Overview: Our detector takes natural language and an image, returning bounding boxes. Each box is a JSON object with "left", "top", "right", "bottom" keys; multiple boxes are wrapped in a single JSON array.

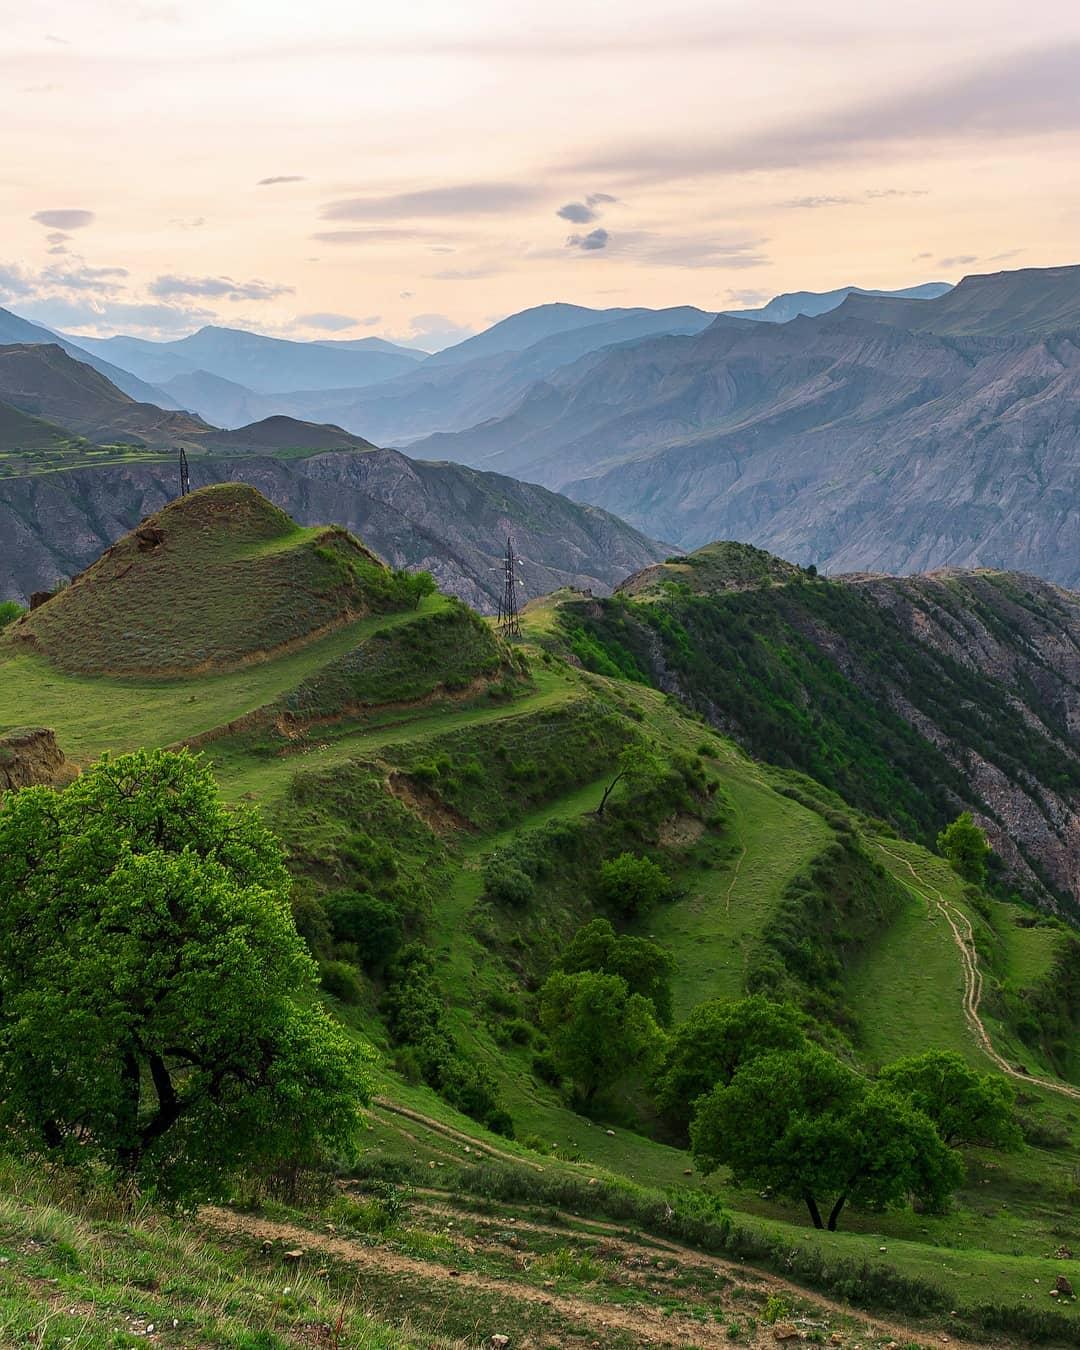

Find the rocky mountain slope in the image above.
[
  {"left": 0, "top": 306, "right": 174, "bottom": 406},
  {"left": 0, "top": 343, "right": 208, "bottom": 446},
  {"left": 412, "top": 263, "right": 1080, "bottom": 588},
  {"left": 561, "top": 544, "right": 1080, "bottom": 916},
  {"left": 0, "top": 448, "right": 665, "bottom": 612}
]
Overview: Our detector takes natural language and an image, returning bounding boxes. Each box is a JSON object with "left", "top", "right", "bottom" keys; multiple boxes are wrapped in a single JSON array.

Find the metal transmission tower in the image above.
[
  {"left": 495, "top": 535, "right": 525, "bottom": 637},
  {"left": 178, "top": 446, "right": 191, "bottom": 498}
]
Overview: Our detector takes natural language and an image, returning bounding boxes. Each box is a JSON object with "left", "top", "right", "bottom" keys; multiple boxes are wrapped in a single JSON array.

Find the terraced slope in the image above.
[{"left": 3, "top": 500, "right": 1080, "bottom": 1345}]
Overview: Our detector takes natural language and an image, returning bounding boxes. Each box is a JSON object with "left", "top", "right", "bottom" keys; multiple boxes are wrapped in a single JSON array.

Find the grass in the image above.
[
  {"left": 4, "top": 484, "right": 398, "bottom": 675},
  {"left": 3, "top": 490, "right": 1080, "bottom": 1342}
]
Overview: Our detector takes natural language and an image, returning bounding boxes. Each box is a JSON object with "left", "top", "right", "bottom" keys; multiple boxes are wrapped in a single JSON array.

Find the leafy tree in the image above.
[
  {"left": 559, "top": 918, "right": 675, "bottom": 1024},
  {"left": 595, "top": 743, "right": 666, "bottom": 816},
  {"left": 691, "top": 1046, "right": 963, "bottom": 1230},
  {"left": 0, "top": 749, "right": 371, "bottom": 1202},
  {"left": 596, "top": 851, "right": 669, "bottom": 917},
  {"left": 539, "top": 970, "right": 664, "bottom": 1107},
  {"left": 327, "top": 890, "right": 403, "bottom": 970},
  {"left": 403, "top": 570, "right": 437, "bottom": 609},
  {"left": 0, "top": 600, "right": 25, "bottom": 630},
  {"left": 654, "top": 995, "right": 807, "bottom": 1130},
  {"left": 878, "top": 1050, "right": 1021, "bottom": 1149},
  {"left": 937, "top": 812, "right": 991, "bottom": 885}
]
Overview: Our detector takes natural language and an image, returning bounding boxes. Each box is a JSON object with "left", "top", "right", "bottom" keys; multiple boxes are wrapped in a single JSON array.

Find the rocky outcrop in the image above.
[{"left": 0, "top": 727, "right": 76, "bottom": 792}]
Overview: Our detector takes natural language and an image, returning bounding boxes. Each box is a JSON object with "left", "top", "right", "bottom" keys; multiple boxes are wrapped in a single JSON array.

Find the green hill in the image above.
[
  {"left": 3, "top": 483, "right": 435, "bottom": 675},
  {"left": 2, "top": 499, "right": 1079, "bottom": 1348}
]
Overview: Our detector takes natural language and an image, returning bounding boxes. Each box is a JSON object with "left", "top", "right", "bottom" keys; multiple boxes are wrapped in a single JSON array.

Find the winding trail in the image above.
[{"left": 873, "top": 841, "right": 1080, "bottom": 1103}]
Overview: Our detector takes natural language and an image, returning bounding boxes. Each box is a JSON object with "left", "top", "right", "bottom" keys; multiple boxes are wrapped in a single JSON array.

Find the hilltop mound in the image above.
[
  {"left": 618, "top": 540, "right": 803, "bottom": 597},
  {"left": 197, "top": 415, "right": 374, "bottom": 454},
  {"left": 0, "top": 343, "right": 207, "bottom": 447},
  {"left": 5, "top": 483, "right": 419, "bottom": 675}
]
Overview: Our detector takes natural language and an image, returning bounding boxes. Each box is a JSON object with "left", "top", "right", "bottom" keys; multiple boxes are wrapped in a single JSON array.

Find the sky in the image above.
[{"left": 2, "top": 0, "right": 1079, "bottom": 349}]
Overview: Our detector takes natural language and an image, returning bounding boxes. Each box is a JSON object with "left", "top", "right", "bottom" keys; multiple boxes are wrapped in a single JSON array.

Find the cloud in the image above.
[
  {"left": 169, "top": 216, "right": 206, "bottom": 229},
  {"left": 643, "top": 237, "right": 768, "bottom": 268},
  {"left": 557, "top": 201, "right": 597, "bottom": 223},
  {"left": 430, "top": 266, "right": 500, "bottom": 280},
  {"left": 779, "top": 194, "right": 858, "bottom": 209},
  {"left": 570, "top": 43, "right": 1080, "bottom": 183},
  {"left": 938, "top": 254, "right": 978, "bottom": 267},
  {"left": 987, "top": 248, "right": 1025, "bottom": 262},
  {"left": 32, "top": 209, "right": 94, "bottom": 230},
  {"left": 148, "top": 273, "right": 293, "bottom": 301},
  {"left": 567, "top": 227, "right": 610, "bottom": 251},
  {"left": 389, "top": 313, "right": 478, "bottom": 352},
  {"left": 311, "top": 228, "right": 445, "bottom": 245},
  {"left": 44, "top": 33, "right": 69, "bottom": 45},
  {"left": 40, "top": 264, "right": 128, "bottom": 293},
  {"left": 0, "top": 264, "right": 34, "bottom": 301},
  {"left": 321, "top": 181, "right": 540, "bottom": 221},
  {"left": 257, "top": 175, "right": 306, "bottom": 186},
  {"left": 399, "top": 290, "right": 415, "bottom": 299},
  {"left": 725, "top": 287, "right": 771, "bottom": 306},
  {"left": 557, "top": 191, "right": 618, "bottom": 224},
  {"left": 15, "top": 297, "right": 214, "bottom": 337},
  {"left": 295, "top": 311, "right": 359, "bottom": 331}
]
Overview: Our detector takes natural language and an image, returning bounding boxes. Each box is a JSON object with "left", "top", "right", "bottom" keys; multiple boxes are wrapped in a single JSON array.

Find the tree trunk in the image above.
[
  {"left": 595, "top": 771, "right": 624, "bottom": 817},
  {"left": 140, "top": 1052, "right": 184, "bottom": 1150},
  {"left": 803, "top": 1191, "right": 824, "bottom": 1230},
  {"left": 116, "top": 1049, "right": 143, "bottom": 1172},
  {"left": 827, "top": 1194, "right": 847, "bottom": 1231}
]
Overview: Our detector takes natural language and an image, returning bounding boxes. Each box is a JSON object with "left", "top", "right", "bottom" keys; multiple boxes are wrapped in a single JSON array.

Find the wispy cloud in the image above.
[
  {"left": 257, "top": 175, "right": 306, "bottom": 186},
  {"left": 148, "top": 273, "right": 293, "bottom": 301},
  {"left": 569, "top": 43, "right": 1080, "bottom": 183},
  {"left": 311, "top": 227, "right": 447, "bottom": 245},
  {"left": 321, "top": 182, "right": 540, "bottom": 221},
  {"left": 939, "top": 254, "right": 978, "bottom": 267},
  {"left": 295, "top": 311, "right": 359, "bottom": 330},
  {"left": 556, "top": 191, "right": 618, "bottom": 224}
]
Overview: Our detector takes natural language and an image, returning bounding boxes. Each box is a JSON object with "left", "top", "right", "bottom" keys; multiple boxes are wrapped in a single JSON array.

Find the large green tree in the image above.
[
  {"left": 691, "top": 1046, "right": 963, "bottom": 1230},
  {"left": 539, "top": 970, "right": 664, "bottom": 1106},
  {"left": 878, "top": 1050, "right": 1021, "bottom": 1149},
  {"left": 654, "top": 995, "right": 807, "bottom": 1130},
  {"left": 559, "top": 918, "right": 675, "bottom": 1024},
  {"left": 0, "top": 749, "right": 372, "bottom": 1201}
]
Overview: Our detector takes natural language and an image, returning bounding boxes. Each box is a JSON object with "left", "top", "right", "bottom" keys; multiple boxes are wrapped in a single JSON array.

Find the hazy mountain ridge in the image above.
[{"left": 411, "top": 265, "right": 1080, "bottom": 588}]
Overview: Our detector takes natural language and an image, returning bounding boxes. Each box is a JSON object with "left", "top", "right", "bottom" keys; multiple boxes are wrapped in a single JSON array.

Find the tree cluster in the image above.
[{"left": 0, "top": 749, "right": 371, "bottom": 1203}]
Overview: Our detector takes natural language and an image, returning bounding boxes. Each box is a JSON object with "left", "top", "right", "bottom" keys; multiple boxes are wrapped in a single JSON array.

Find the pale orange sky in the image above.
[{"left": 2, "top": 0, "right": 1079, "bottom": 347}]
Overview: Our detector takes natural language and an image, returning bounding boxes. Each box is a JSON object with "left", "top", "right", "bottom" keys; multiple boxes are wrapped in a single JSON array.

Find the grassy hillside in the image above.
[
  {"left": 3, "top": 495, "right": 1080, "bottom": 1347},
  {"left": 561, "top": 546, "right": 1080, "bottom": 917},
  {"left": 3, "top": 483, "right": 434, "bottom": 675}
]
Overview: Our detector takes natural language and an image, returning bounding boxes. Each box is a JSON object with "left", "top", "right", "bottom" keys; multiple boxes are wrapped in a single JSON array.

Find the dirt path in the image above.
[
  {"left": 200, "top": 1203, "right": 986, "bottom": 1350},
  {"left": 873, "top": 842, "right": 1080, "bottom": 1103},
  {"left": 371, "top": 1099, "right": 546, "bottom": 1172}
]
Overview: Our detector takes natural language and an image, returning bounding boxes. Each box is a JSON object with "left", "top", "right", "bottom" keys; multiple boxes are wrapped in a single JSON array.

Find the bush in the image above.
[
  {"left": 483, "top": 858, "right": 535, "bottom": 907},
  {"left": 326, "top": 891, "right": 403, "bottom": 970},
  {"left": 290, "top": 890, "right": 332, "bottom": 957},
  {"left": 596, "top": 851, "right": 669, "bottom": 916},
  {"left": 320, "top": 960, "right": 364, "bottom": 1004}
]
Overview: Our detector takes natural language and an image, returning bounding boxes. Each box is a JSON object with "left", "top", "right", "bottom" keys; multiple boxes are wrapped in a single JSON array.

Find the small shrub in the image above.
[
  {"left": 596, "top": 851, "right": 669, "bottom": 916},
  {"left": 319, "top": 960, "right": 363, "bottom": 1004}
]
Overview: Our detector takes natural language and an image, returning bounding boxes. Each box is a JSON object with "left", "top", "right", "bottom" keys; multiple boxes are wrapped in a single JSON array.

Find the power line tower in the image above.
[
  {"left": 178, "top": 446, "right": 191, "bottom": 498},
  {"left": 495, "top": 535, "right": 524, "bottom": 638}
]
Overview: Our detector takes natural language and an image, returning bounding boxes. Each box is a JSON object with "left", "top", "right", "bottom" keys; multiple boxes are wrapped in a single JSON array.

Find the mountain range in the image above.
[{"left": 414, "top": 265, "right": 1080, "bottom": 588}]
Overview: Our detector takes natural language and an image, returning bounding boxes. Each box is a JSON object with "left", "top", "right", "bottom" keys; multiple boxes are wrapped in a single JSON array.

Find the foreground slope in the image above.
[{"left": 2, "top": 495, "right": 1079, "bottom": 1347}]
